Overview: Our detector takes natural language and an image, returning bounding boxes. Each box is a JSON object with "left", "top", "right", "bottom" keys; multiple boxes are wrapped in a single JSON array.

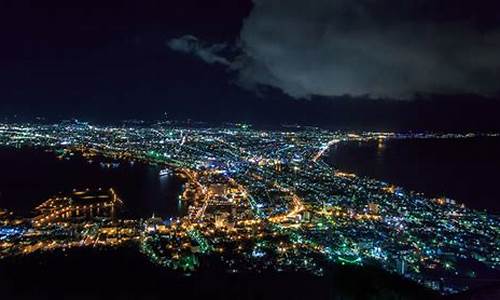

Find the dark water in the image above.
[
  {"left": 327, "top": 137, "right": 500, "bottom": 214},
  {"left": 0, "top": 147, "right": 186, "bottom": 218}
]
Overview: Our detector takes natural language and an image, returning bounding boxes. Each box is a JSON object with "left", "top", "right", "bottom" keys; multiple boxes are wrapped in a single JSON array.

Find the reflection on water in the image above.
[
  {"left": 376, "top": 138, "right": 386, "bottom": 158},
  {"left": 159, "top": 175, "right": 187, "bottom": 216},
  {"left": 0, "top": 147, "right": 185, "bottom": 218},
  {"left": 327, "top": 137, "right": 500, "bottom": 213}
]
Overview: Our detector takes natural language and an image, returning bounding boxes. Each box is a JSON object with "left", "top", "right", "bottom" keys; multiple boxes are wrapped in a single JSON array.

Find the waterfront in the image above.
[
  {"left": 0, "top": 147, "right": 186, "bottom": 218},
  {"left": 0, "top": 123, "right": 499, "bottom": 295},
  {"left": 2, "top": 137, "right": 499, "bottom": 218},
  {"left": 327, "top": 137, "right": 500, "bottom": 214}
]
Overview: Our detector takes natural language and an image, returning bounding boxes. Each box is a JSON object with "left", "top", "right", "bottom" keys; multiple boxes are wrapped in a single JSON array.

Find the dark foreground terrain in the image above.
[{"left": 1, "top": 248, "right": 498, "bottom": 300}]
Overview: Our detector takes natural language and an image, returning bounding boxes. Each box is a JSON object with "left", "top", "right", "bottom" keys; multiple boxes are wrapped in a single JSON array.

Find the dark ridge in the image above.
[{"left": 0, "top": 247, "right": 448, "bottom": 300}]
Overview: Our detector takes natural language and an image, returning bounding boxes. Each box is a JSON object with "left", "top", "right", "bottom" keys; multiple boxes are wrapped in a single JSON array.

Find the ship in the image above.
[
  {"left": 159, "top": 168, "right": 173, "bottom": 177},
  {"left": 100, "top": 161, "right": 120, "bottom": 169}
]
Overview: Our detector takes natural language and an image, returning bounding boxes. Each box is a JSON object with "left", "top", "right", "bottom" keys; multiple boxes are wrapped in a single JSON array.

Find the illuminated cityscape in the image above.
[
  {"left": 2, "top": 0, "right": 500, "bottom": 298},
  {"left": 0, "top": 121, "right": 498, "bottom": 295}
]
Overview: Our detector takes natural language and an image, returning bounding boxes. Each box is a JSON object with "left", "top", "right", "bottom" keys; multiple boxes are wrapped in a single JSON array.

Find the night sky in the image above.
[{"left": 1, "top": 0, "right": 500, "bottom": 131}]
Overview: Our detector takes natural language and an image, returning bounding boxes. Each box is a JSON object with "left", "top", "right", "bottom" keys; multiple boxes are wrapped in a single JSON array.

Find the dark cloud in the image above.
[
  {"left": 167, "top": 35, "right": 232, "bottom": 66},
  {"left": 237, "top": 0, "right": 500, "bottom": 99},
  {"left": 170, "top": 0, "right": 500, "bottom": 99}
]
